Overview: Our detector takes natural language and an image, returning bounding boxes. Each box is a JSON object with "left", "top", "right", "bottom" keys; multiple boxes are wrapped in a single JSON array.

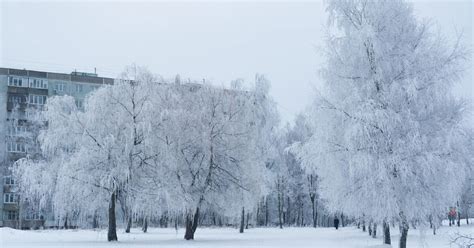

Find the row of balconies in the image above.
[{"left": 7, "top": 85, "right": 48, "bottom": 94}]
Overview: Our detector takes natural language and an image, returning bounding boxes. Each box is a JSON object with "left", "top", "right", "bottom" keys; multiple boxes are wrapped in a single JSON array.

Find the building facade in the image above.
[{"left": 0, "top": 67, "right": 113, "bottom": 229}]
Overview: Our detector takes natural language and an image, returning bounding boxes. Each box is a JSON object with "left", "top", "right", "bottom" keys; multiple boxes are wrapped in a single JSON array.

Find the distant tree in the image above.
[{"left": 284, "top": 114, "right": 316, "bottom": 227}]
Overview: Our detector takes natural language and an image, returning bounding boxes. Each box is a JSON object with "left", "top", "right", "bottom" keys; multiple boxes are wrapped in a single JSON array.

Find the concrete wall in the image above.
[{"left": 0, "top": 75, "right": 8, "bottom": 226}]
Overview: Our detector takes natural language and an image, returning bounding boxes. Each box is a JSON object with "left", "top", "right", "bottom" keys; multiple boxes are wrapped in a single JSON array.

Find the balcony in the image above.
[
  {"left": 4, "top": 184, "right": 19, "bottom": 193},
  {"left": 7, "top": 102, "right": 28, "bottom": 112},
  {"left": 3, "top": 203, "right": 19, "bottom": 211},
  {"left": 7, "top": 86, "right": 48, "bottom": 95}
]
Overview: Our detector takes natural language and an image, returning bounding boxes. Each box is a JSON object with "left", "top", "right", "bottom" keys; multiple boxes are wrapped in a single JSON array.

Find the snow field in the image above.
[{"left": 1, "top": 224, "right": 473, "bottom": 248}]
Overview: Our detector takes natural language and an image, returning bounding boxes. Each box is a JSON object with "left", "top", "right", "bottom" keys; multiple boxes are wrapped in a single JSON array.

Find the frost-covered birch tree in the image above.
[
  {"left": 14, "top": 66, "right": 168, "bottom": 241},
  {"left": 296, "top": 0, "right": 471, "bottom": 247},
  {"left": 160, "top": 77, "right": 277, "bottom": 240}
]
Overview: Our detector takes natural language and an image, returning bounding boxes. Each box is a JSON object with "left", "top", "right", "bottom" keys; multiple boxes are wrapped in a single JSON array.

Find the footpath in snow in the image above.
[{"left": 1, "top": 224, "right": 473, "bottom": 248}]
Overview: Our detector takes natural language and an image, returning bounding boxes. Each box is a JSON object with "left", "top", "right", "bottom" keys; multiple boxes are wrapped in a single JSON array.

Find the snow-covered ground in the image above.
[{"left": 1, "top": 224, "right": 473, "bottom": 248}]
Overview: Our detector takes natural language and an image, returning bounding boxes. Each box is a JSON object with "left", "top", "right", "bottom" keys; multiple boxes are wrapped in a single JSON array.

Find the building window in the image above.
[
  {"left": 10, "top": 126, "right": 27, "bottom": 137},
  {"left": 25, "top": 110, "right": 45, "bottom": 121},
  {"left": 8, "top": 95, "right": 25, "bottom": 104},
  {"left": 75, "top": 99, "right": 84, "bottom": 109},
  {"left": 8, "top": 76, "right": 26, "bottom": 87},
  {"left": 25, "top": 211, "right": 43, "bottom": 220},
  {"left": 76, "top": 84, "right": 83, "bottom": 93},
  {"left": 54, "top": 83, "right": 65, "bottom": 93},
  {"left": 7, "top": 141, "right": 26, "bottom": 153},
  {"left": 4, "top": 176, "right": 16, "bottom": 185},
  {"left": 29, "top": 94, "right": 47, "bottom": 105},
  {"left": 5, "top": 210, "right": 19, "bottom": 220},
  {"left": 4, "top": 193, "right": 19, "bottom": 204},
  {"left": 29, "top": 78, "right": 48, "bottom": 89}
]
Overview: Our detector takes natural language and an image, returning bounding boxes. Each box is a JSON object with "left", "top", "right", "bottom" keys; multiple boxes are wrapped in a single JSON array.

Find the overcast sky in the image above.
[{"left": 1, "top": 0, "right": 472, "bottom": 124}]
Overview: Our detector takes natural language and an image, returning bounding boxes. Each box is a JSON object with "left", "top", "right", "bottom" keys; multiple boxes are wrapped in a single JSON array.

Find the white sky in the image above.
[{"left": 1, "top": 0, "right": 472, "bottom": 124}]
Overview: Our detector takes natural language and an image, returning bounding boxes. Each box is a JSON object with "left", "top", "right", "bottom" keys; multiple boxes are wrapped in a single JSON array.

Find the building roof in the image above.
[{"left": 0, "top": 67, "right": 114, "bottom": 85}]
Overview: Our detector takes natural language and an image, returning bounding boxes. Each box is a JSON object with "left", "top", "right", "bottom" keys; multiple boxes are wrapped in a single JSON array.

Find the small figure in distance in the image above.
[{"left": 448, "top": 207, "right": 457, "bottom": 226}]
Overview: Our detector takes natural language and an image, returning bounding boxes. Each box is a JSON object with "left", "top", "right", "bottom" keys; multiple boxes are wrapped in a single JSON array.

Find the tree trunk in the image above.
[
  {"left": 314, "top": 201, "right": 318, "bottom": 227},
  {"left": 383, "top": 221, "right": 391, "bottom": 245},
  {"left": 300, "top": 208, "right": 304, "bottom": 227},
  {"left": 184, "top": 207, "right": 200, "bottom": 240},
  {"left": 160, "top": 213, "right": 168, "bottom": 228},
  {"left": 310, "top": 195, "right": 316, "bottom": 228},
  {"left": 455, "top": 201, "right": 460, "bottom": 227},
  {"left": 296, "top": 208, "right": 301, "bottom": 227},
  {"left": 286, "top": 196, "right": 291, "bottom": 226},
  {"left": 125, "top": 215, "right": 132, "bottom": 233},
  {"left": 18, "top": 198, "right": 22, "bottom": 230},
  {"left": 372, "top": 223, "right": 377, "bottom": 238},
  {"left": 175, "top": 215, "right": 178, "bottom": 231},
  {"left": 362, "top": 219, "right": 366, "bottom": 232},
  {"left": 192, "top": 209, "right": 199, "bottom": 231},
  {"left": 256, "top": 203, "right": 260, "bottom": 226},
  {"left": 368, "top": 222, "right": 372, "bottom": 236},
  {"left": 246, "top": 212, "right": 250, "bottom": 229},
  {"left": 142, "top": 217, "right": 148, "bottom": 233},
  {"left": 399, "top": 214, "right": 409, "bottom": 248},
  {"left": 278, "top": 192, "right": 283, "bottom": 229},
  {"left": 92, "top": 212, "right": 99, "bottom": 229},
  {"left": 64, "top": 216, "right": 68, "bottom": 230},
  {"left": 185, "top": 214, "right": 193, "bottom": 240},
  {"left": 457, "top": 209, "right": 461, "bottom": 226},
  {"left": 108, "top": 192, "right": 118, "bottom": 242},
  {"left": 240, "top": 207, "right": 245, "bottom": 233},
  {"left": 265, "top": 197, "right": 269, "bottom": 226}
]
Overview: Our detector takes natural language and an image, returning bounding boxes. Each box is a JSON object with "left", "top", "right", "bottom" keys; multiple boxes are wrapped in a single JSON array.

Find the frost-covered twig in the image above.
[{"left": 451, "top": 232, "right": 474, "bottom": 248}]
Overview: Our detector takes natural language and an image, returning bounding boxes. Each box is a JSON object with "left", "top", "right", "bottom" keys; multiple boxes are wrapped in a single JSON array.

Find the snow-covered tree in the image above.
[
  {"left": 14, "top": 66, "right": 168, "bottom": 241},
  {"left": 5, "top": 101, "right": 47, "bottom": 228},
  {"left": 159, "top": 76, "right": 278, "bottom": 239},
  {"left": 458, "top": 129, "right": 474, "bottom": 225},
  {"left": 286, "top": 114, "right": 320, "bottom": 228},
  {"left": 295, "top": 0, "right": 471, "bottom": 247}
]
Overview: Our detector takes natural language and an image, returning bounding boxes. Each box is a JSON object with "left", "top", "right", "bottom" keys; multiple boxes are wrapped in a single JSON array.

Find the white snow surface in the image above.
[{"left": 1, "top": 225, "right": 473, "bottom": 248}]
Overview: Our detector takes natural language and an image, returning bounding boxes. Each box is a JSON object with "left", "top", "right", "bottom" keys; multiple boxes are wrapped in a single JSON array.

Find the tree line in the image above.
[{"left": 11, "top": 1, "right": 473, "bottom": 248}]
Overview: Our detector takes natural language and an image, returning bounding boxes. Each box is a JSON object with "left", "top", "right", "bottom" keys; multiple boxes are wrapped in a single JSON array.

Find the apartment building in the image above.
[{"left": 0, "top": 67, "right": 113, "bottom": 229}]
